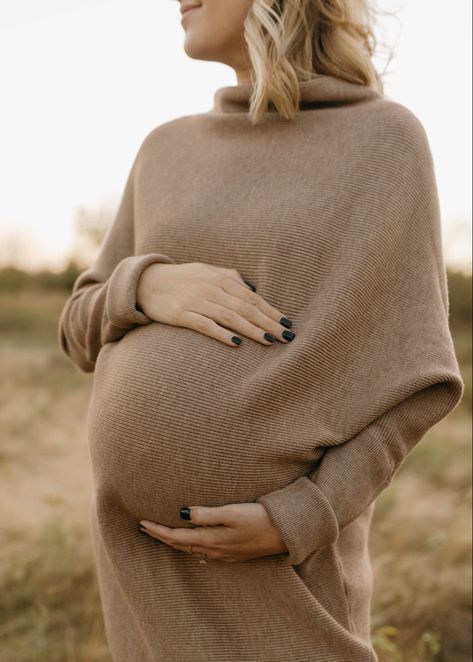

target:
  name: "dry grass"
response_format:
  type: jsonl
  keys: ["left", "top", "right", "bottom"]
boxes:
{"left": 0, "top": 290, "right": 471, "bottom": 662}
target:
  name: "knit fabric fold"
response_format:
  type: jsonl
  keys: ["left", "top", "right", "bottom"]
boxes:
{"left": 58, "top": 153, "right": 176, "bottom": 373}
{"left": 255, "top": 114, "right": 464, "bottom": 565}
{"left": 58, "top": 74, "right": 464, "bottom": 661}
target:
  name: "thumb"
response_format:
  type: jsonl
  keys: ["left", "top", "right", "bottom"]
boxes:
{"left": 179, "top": 504, "right": 233, "bottom": 526}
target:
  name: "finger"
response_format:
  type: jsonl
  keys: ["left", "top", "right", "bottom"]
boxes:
{"left": 178, "top": 311, "right": 245, "bottom": 347}
{"left": 219, "top": 276, "right": 293, "bottom": 329}
{"left": 210, "top": 267, "right": 256, "bottom": 292}
{"left": 197, "top": 298, "right": 291, "bottom": 346}
{"left": 142, "top": 521, "right": 223, "bottom": 548}
{"left": 183, "top": 504, "right": 236, "bottom": 527}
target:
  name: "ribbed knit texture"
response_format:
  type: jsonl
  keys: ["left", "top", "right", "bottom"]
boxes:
{"left": 58, "top": 74, "right": 464, "bottom": 662}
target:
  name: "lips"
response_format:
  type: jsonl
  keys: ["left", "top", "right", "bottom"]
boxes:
{"left": 180, "top": 3, "right": 202, "bottom": 16}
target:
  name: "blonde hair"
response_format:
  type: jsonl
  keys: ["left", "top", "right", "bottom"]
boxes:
{"left": 243, "top": 0, "right": 394, "bottom": 124}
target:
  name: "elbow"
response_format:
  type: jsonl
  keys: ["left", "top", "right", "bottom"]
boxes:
{"left": 73, "top": 352, "right": 96, "bottom": 374}
{"left": 426, "top": 371, "right": 465, "bottom": 422}
{"left": 384, "top": 370, "right": 465, "bottom": 465}
{"left": 58, "top": 323, "right": 96, "bottom": 374}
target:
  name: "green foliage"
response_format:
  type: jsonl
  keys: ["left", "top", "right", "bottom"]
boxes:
{"left": 0, "top": 518, "right": 109, "bottom": 662}
{"left": 0, "top": 264, "right": 471, "bottom": 329}
{"left": 0, "top": 261, "right": 82, "bottom": 293}
{"left": 448, "top": 269, "right": 472, "bottom": 327}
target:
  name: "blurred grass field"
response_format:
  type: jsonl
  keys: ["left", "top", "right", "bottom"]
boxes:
{"left": 0, "top": 270, "right": 471, "bottom": 662}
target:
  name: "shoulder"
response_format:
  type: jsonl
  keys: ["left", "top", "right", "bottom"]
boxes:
{"left": 129, "top": 113, "right": 205, "bottom": 178}
{"left": 374, "top": 96, "right": 426, "bottom": 129}
{"left": 370, "top": 96, "right": 431, "bottom": 155}
{"left": 123, "top": 114, "right": 196, "bottom": 180}
{"left": 139, "top": 114, "right": 200, "bottom": 155}
{"left": 356, "top": 95, "right": 434, "bottom": 178}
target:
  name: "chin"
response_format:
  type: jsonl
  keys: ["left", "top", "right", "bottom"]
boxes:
{"left": 182, "top": 37, "right": 222, "bottom": 63}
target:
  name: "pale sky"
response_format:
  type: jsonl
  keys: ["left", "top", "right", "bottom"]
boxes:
{"left": 0, "top": 0, "right": 471, "bottom": 271}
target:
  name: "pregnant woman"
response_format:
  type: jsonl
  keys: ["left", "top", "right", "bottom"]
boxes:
{"left": 58, "top": 0, "right": 464, "bottom": 660}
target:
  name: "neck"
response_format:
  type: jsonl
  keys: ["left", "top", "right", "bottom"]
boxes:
{"left": 234, "top": 67, "right": 253, "bottom": 86}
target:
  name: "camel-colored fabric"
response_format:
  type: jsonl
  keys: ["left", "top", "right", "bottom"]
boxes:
{"left": 58, "top": 74, "right": 464, "bottom": 661}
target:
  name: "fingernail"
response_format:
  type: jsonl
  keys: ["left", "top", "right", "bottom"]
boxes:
{"left": 180, "top": 506, "right": 192, "bottom": 520}
{"left": 279, "top": 317, "right": 293, "bottom": 328}
{"left": 243, "top": 280, "right": 256, "bottom": 292}
{"left": 282, "top": 330, "right": 295, "bottom": 341}
{"left": 264, "top": 332, "right": 276, "bottom": 342}
{"left": 231, "top": 336, "right": 242, "bottom": 345}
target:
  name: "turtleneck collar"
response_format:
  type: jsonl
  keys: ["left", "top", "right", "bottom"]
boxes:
{"left": 211, "top": 73, "right": 382, "bottom": 115}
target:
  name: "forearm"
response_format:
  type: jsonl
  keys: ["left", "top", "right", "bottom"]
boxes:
{"left": 256, "top": 374, "right": 464, "bottom": 566}
{"left": 59, "top": 253, "right": 175, "bottom": 372}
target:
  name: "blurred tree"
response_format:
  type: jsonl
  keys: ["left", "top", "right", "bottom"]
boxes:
{"left": 72, "top": 203, "right": 116, "bottom": 266}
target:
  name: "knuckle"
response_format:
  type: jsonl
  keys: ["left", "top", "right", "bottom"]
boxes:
{"left": 194, "top": 316, "right": 211, "bottom": 334}
{"left": 239, "top": 301, "right": 255, "bottom": 320}
{"left": 168, "top": 300, "right": 183, "bottom": 319}
{"left": 243, "top": 289, "right": 259, "bottom": 306}
{"left": 212, "top": 271, "right": 226, "bottom": 286}
{"left": 219, "top": 308, "right": 236, "bottom": 326}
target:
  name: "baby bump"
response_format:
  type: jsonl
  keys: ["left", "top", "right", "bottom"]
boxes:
{"left": 86, "top": 324, "right": 308, "bottom": 525}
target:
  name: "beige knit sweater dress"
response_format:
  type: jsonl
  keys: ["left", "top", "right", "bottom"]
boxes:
{"left": 58, "top": 74, "right": 464, "bottom": 662}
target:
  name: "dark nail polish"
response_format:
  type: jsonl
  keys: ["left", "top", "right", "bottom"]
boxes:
{"left": 264, "top": 332, "right": 276, "bottom": 342}
{"left": 282, "top": 330, "right": 295, "bottom": 341}
{"left": 243, "top": 280, "right": 256, "bottom": 292}
{"left": 280, "top": 317, "right": 293, "bottom": 329}
{"left": 231, "top": 336, "right": 242, "bottom": 345}
{"left": 180, "top": 506, "right": 192, "bottom": 520}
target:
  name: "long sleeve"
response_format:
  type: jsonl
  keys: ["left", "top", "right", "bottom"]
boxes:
{"left": 255, "top": 110, "right": 465, "bottom": 567}
{"left": 256, "top": 376, "right": 463, "bottom": 566}
{"left": 58, "top": 142, "right": 176, "bottom": 373}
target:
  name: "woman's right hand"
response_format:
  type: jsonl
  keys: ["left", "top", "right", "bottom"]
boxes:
{"left": 136, "top": 261, "right": 295, "bottom": 347}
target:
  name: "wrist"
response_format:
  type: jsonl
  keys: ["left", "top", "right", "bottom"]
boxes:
{"left": 136, "top": 261, "right": 171, "bottom": 313}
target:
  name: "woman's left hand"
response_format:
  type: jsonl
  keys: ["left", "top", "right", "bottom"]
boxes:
{"left": 139, "top": 502, "right": 288, "bottom": 562}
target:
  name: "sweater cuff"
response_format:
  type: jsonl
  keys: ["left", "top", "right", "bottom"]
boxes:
{"left": 106, "top": 253, "right": 176, "bottom": 329}
{"left": 255, "top": 476, "right": 339, "bottom": 566}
